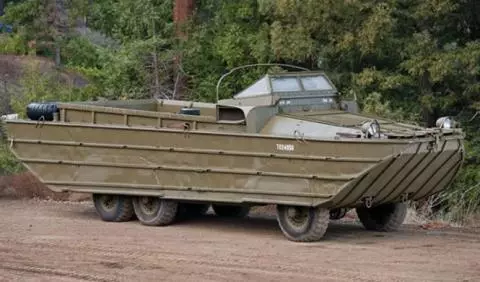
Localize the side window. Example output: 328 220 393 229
271 77 301 92
300 76 333 91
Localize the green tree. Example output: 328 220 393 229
85 0 176 99
2 0 480 218
180 0 274 102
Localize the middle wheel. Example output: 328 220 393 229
276 205 330 242
132 196 178 226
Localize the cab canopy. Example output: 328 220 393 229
218 71 338 109
234 72 337 98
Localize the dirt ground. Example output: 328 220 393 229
0 199 479 282
0 172 91 201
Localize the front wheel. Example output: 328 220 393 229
356 202 407 232
276 205 330 242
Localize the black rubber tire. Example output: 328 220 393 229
356 202 407 232
212 204 250 218
132 196 178 226
177 203 210 220
276 205 330 242
93 194 134 222
26 102 58 121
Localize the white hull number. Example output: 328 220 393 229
276 144 295 152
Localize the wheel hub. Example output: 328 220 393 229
286 207 309 227
99 195 117 211
138 197 160 215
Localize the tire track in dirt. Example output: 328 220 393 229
0 199 479 281
0 239 374 281
0 263 111 282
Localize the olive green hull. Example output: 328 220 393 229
4 121 464 208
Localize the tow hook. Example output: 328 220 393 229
363 196 374 208
401 193 410 203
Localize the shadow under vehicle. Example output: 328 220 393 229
2 69 465 242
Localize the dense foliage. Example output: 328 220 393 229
0 120 23 175
0 0 479 220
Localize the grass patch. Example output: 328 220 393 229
0 122 24 176
0 142 24 176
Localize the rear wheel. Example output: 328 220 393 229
133 196 178 226
93 194 134 222
212 204 250 218
276 205 330 242
356 202 407 231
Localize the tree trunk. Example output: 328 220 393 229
0 78 7 115
151 19 160 99
173 0 195 39
55 44 61 67
420 71 436 127
152 51 160 98
422 107 437 128
0 0 5 17
173 0 196 100
52 0 68 68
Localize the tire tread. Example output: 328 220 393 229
114 198 134 222
93 194 134 222
356 203 407 232
277 206 330 242
133 198 178 226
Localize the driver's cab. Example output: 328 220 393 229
217 71 356 114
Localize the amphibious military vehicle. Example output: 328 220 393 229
3 70 464 242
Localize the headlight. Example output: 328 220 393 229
361 119 381 138
436 116 455 129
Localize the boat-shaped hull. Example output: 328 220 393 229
4 120 463 208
